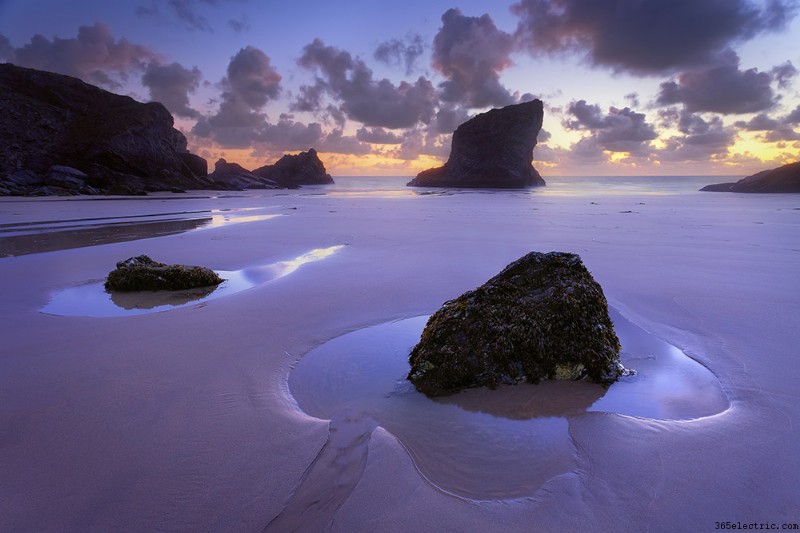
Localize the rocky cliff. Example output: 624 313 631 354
0 63 213 195
408 100 545 188
701 161 800 193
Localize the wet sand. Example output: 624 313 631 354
1 184 799 531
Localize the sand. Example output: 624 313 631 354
1 185 799 531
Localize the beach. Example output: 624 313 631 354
1 177 799 531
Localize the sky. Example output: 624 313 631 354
1 0 799 176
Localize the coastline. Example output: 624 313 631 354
1 180 798 531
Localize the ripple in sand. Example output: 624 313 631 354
288 308 729 500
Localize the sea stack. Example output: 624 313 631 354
253 148 334 188
408 100 545 188
407 251 624 397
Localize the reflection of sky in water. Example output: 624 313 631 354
41 245 345 317
289 308 729 500
204 213 281 228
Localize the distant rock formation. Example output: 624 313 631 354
105 255 224 292
208 158 280 190
408 100 545 188
407 251 625 397
207 149 333 190
701 161 800 193
253 148 334 188
0 63 214 195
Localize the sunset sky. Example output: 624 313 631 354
1 0 799 176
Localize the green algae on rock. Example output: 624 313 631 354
105 255 224 292
407 251 625 397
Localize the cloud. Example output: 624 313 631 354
786 105 800 124
735 113 781 131
432 8 516 108
226 45 281 107
142 61 202 118
735 111 800 142
656 50 776 114
770 61 798 89
2 22 160 88
563 100 658 154
296 38 438 129
374 34 425 75
511 0 796 74
192 46 285 147
317 129 372 155
227 15 249 33
136 0 220 32
658 111 737 161
432 103 470 134
0 35 14 61
356 127 403 144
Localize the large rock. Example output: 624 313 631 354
408 100 545 188
253 148 334 188
701 161 800 193
208 158 279 190
0 63 214 196
407 252 624 397
105 255 224 292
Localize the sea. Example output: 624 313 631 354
304 175 733 197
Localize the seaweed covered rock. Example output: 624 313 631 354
408 252 624 397
105 255 224 292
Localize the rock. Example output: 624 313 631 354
105 255 224 292
701 161 800 193
252 148 334 188
208 158 279 190
0 63 213 196
408 100 545 188
407 251 624 397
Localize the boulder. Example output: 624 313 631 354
253 148 334 188
701 161 800 193
0 63 213 196
208 158 279 190
408 100 545 188
407 251 624 397
105 255 224 292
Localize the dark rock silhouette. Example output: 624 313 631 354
0 63 214 196
408 251 624 397
408 100 545 188
253 148 334 188
105 255 224 292
208 158 280 190
701 161 800 193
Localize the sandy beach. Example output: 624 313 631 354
1 178 799 531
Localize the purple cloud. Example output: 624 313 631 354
374 34 425 75
296 38 437 129
432 8 516 108
142 61 202 118
564 100 658 154
2 23 160 88
512 0 796 74
657 50 776 114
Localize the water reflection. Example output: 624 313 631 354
41 245 345 317
288 308 728 500
0 209 282 257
